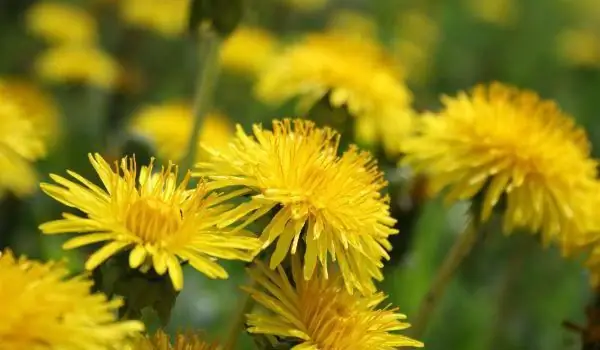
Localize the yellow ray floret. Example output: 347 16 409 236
255 33 413 155
195 119 397 295
128 329 220 350
129 101 233 162
245 256 424 349
0 249 144 349
25 1 97 44
39 153 262 291
402 82 599 251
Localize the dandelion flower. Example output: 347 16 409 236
35 45 120 89
556 28 600 68
25 1 97 44
245 256 424 349
256 32 413 155
119 0 189 37
0 249 144 349
220 27 277 76
39 153 262 291
129 330 219 350
0 78 60 145
402 82 599 250
0 93 46 197
129 102 233 162
195 119 397 295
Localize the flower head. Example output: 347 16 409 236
556 28 600 68
129 330 219 350
39 153 262 290
220 26 277 76
195 119 397 295
129 102 233 162
26 1 97 44
0 78 60 145
35 45 120 89
0 249 144 349
256 33 413 155
245 256 423 349
119 0 188 37
0 91 46 197
402 82 599 250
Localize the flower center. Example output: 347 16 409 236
125 198 182 244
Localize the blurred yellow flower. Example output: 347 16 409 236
119 0 189 37
0 78 60 146
392 9 440 85
256 32 413 155
220 26 277 76
0 249 144 349
35 45 120 88
556 28 600 68
195 119 397 295
0 93 46 197
245 256 424 349
464 0 518 26
402 83 599 250
129 102 233 162
130 330 219 350
39 153 261 291
25 1 97 44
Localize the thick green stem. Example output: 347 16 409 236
410 218 479 338
225 284 256 350
182 30 222 172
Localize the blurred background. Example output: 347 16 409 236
0 0 598 349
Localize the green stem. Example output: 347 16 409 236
225 283 256 350
182 30 223 173
410 217 480 338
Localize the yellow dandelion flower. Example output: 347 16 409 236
402 82 599 250
129 102 233 162
0 92 46 197
25 1 97 44
195 119 397 295
39 153 262 291
0 78 60 146
119 0 189 37
0 249 144 349
220 26 277 76
245 256 423 349
129 330 220 350
256 32 413 155
35 45 120 89
556 28 600 68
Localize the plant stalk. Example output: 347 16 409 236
182 30 222 173
225 283 256 350
410 217 479 338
